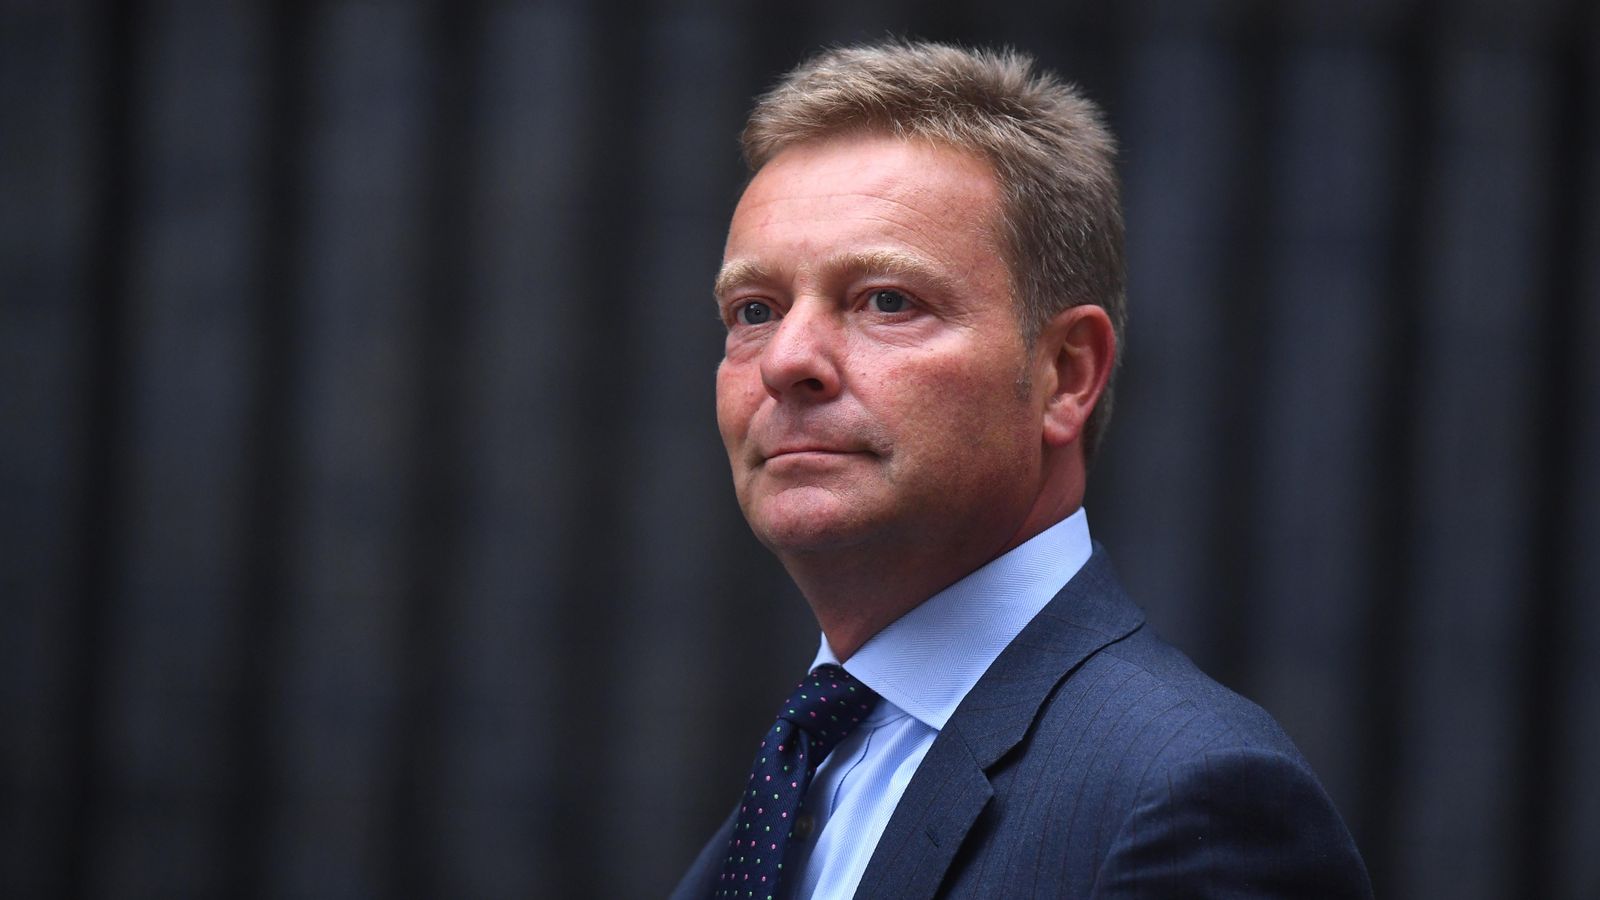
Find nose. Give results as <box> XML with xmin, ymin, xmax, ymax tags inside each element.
<box><xmin>759</xmin><ymin>300</ymin><xmax>842</xmax><ymax>402</ymax></box>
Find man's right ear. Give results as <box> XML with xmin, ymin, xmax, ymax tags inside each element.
<box><xmin>1038</xmin><ymin>304</ymin><xmax>1115</xmax><ymax>450</ymax></box>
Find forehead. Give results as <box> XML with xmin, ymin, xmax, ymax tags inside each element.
<box><xmin>734</xmin><ymin>135</ymin><xmax>999</xmax><ymax>228</ymax></box>
<box><xmin>722</xmin><ymin>134</ymin><xmax>1005</xmax><ymax>285</ymax></box>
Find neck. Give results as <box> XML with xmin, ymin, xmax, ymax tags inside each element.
<box><xmin>783</xmin><ymin>545</ymin><xmax>988</xmax><ymax>661</ymax></box>
<box><xmin>785</xmin><ymin>503</ymin><xmax>1078</xmax><ymax>661</ymax></box>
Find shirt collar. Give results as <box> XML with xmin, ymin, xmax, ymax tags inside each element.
<box><xmin>809</xmin><ymin>508</ymin><xmax>1093</xmax><ymax>731</ymax></box>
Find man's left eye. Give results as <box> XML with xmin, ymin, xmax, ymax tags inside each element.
<box><xmin>869</xmin><ymin>290</ymin><xmax>909</xmax><ymax>313</ymax></box>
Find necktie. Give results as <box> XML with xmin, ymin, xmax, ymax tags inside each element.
<box><xmin>713</xmin><ymin>664</ymin><xmax>880</xmax><ymax>899</ymax></box>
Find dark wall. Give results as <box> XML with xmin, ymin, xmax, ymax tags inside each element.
<box><xmin>3</xmin><ymin>1</ymin><xmax>1597</xmax><ymax>897</ymax></box>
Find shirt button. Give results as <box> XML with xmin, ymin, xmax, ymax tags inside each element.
<box><xmin>793</xmin><ymin>813</ymin><xmax>816</xmax><ymax>841</ymax></box>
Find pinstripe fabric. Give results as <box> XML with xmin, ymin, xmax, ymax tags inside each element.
<box><xmin>675</xmin><ymin>546</ymin><xmax>1371</xmax><ymax>899</ymax></box>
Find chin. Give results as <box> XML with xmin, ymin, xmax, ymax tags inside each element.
<box><xmin>744</xmin><ymin>486</ymin><xmax>880</xmax><ymax>554</ymax></box>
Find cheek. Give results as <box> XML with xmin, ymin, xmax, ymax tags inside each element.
<box><xmin>874</xmin><ymin>357</ymin><xmax>1034</xmax><ymax>463</ymax></box>
<box><xmin>715</xmin><ymin>362</ymin><xmax>757</xmax><ymax>448</ymax></box>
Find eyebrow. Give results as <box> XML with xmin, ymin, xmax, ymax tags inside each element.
<box><xmin>713</xmin><ymin>249</ymin><xmax>957</xmax><ymax>302</ymax></box>
<box><xmin>713</xmin><ymin>259</ymin><xmax>773</xmax><ymax>301</ymax></box>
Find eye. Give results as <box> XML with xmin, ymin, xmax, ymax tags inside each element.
<box><xmin>869</xmin><ymin>289</ymin><xmax>910</xmax><ymax>313</ymax></box>
<box><xmin>735</xmin><ymin>301</ymin><xmax>775</xmax><ymax>325</ymax></box>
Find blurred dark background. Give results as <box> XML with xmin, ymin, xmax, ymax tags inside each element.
<box><xmin>3</xmin><ymin>0</ymin><xmax>1597</xmax><ymax>897</ymax></box>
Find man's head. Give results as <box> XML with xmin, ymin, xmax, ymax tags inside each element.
<box><xmin>741</xmin><ymin>40</ymin><xmax>1125</xmax><ymax>461</ymax></box>
<box><xmin>713</xmin><ymin>42</ymin><xmax>1121</xmax><ymax>636</ymax></box>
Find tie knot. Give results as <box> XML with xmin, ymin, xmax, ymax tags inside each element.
<box><xmin>777</xmin><ymin>664</ymin><xmax>878</xmax><ymax>761</ymax></box>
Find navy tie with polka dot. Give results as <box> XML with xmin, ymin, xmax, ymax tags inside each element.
<box><xmin>713</xmin><ymin>664</ymin><xmax>880</xmax><ymax>899</ymax></box>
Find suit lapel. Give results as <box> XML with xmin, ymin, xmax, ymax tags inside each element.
<box><xmin>852</xmin><ymin>546</ymin><xmax>1144</xmax><ymax>900</ymax></box>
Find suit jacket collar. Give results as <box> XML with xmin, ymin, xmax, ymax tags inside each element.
<box><xmin>852</xmin><ymin>544</ymin><xmax>1145</xmax><ymax>900</ymax></box>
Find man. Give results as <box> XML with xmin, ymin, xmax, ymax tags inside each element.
<box><xmin>675</xmin><ymin>41</ymin><xmax>1371</xmax><ymax>899</ymax></box>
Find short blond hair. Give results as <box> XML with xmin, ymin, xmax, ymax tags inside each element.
<box><xmin>742</xmin><ymin>40</ymin><xmax>1126</xmax><ymax>462</ymax></box>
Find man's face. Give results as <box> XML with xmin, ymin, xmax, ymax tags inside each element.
<box><xmin>715</xmin><ymin>133</ymin><xmax>1048</xmax><ymax>559</ymax></box>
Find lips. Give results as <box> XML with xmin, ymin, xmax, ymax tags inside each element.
<box><xmin>755</xmin><ymin>437</ymin><xmax>884</xmax><ymax>466</ymax></box>
<box><xmin>761</xmin><ymin>447</ymin><xmax>868</xmax><ymax>468</ymax></box>
<box><xmin>766</xmin><ymin>445</ymin><xmax>855</xmax><ymax>458</ymax></box>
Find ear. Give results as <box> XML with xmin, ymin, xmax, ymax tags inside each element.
<box><xmin>1037</xmin><ymin>304</ymin><xmax>1116</xmax><ymax>449</ymax></box>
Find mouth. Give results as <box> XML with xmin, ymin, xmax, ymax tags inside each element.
<box><xmin>761</xmin><ymin>446</ymin><xmax>869</xmax><ymax>464</ymax></box>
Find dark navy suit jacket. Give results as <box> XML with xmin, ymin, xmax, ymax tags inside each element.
<box><xmin>673</xmin><ymin>547</ymin><xmax>1372</xmax><ymax>899</ymax></box>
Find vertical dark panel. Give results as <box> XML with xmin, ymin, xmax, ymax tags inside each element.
<box><xmin>425</xmin><ymin>3</ymin><xmax>590</xmax><ymax>895</ymax></box>
<box><xmin>0</xmin><ymin>2</ymin><xmax>98</xmax><ymax>896</ymax></box>
<box><xmin>1246</xmin><ymin>22</ymin><xmax>1400</xmax><ymax>834</ymax></box>
<box><xmin>1391</xmin><ymin>14</ymin><xmax>1555</xmax><ymax>899</ymax></box>
<box><xmin>82</xmin><ymin>4</ymin><xmax>269</xmax><ymax>896</ymax></box>
<box><xmin>1100</xmin><ymin>0</ymin><xmax>1250</xmax><ymax>667</ymax></box>
<box><xmin>534</xmin><ymin>3</ymin><xmax>652</xmax><ymax>894</ymax></box>
<box><xmin>1201</xmin><ymin>4</ymin><xmax>1282</xmax><ymax>694</ymax></box>
<box><xmin>223</xmin><ymin>2</ymin><xmax>310</xmax><ymax>896</ymax></box>
<box><xmin>1517</xmin><ymin>9</ymin><xmax>1597</xmax><ymax>900</ymax></box>
<box><xmin>386</xmin><ymin>3</ymin><xmax>481</xmax><ymax>897</ymax></box>
<box><xmin>262</xmin><ymin>4</ymin><xmax>431</xmax><ymax>896</ymax></box>
<box><xmin>58</xmin><ymin>0</ymin><xmax>140</xmax><ymax>896</ymax></box>
<box><xmin>1549</xmin><ymin>13</ymin><xmax>1600</xmax><ymax>899</ymax></box>
<box><xmin>1353</xmin><ymin>12</ymin><xmax>1432</xmax><ymax>894</ymax></box>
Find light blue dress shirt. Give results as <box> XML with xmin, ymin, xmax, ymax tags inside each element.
<box><xmin>787</xmin><ymin>508</ymin><xmax>1094</xmax><ymax>900</ymax></box>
